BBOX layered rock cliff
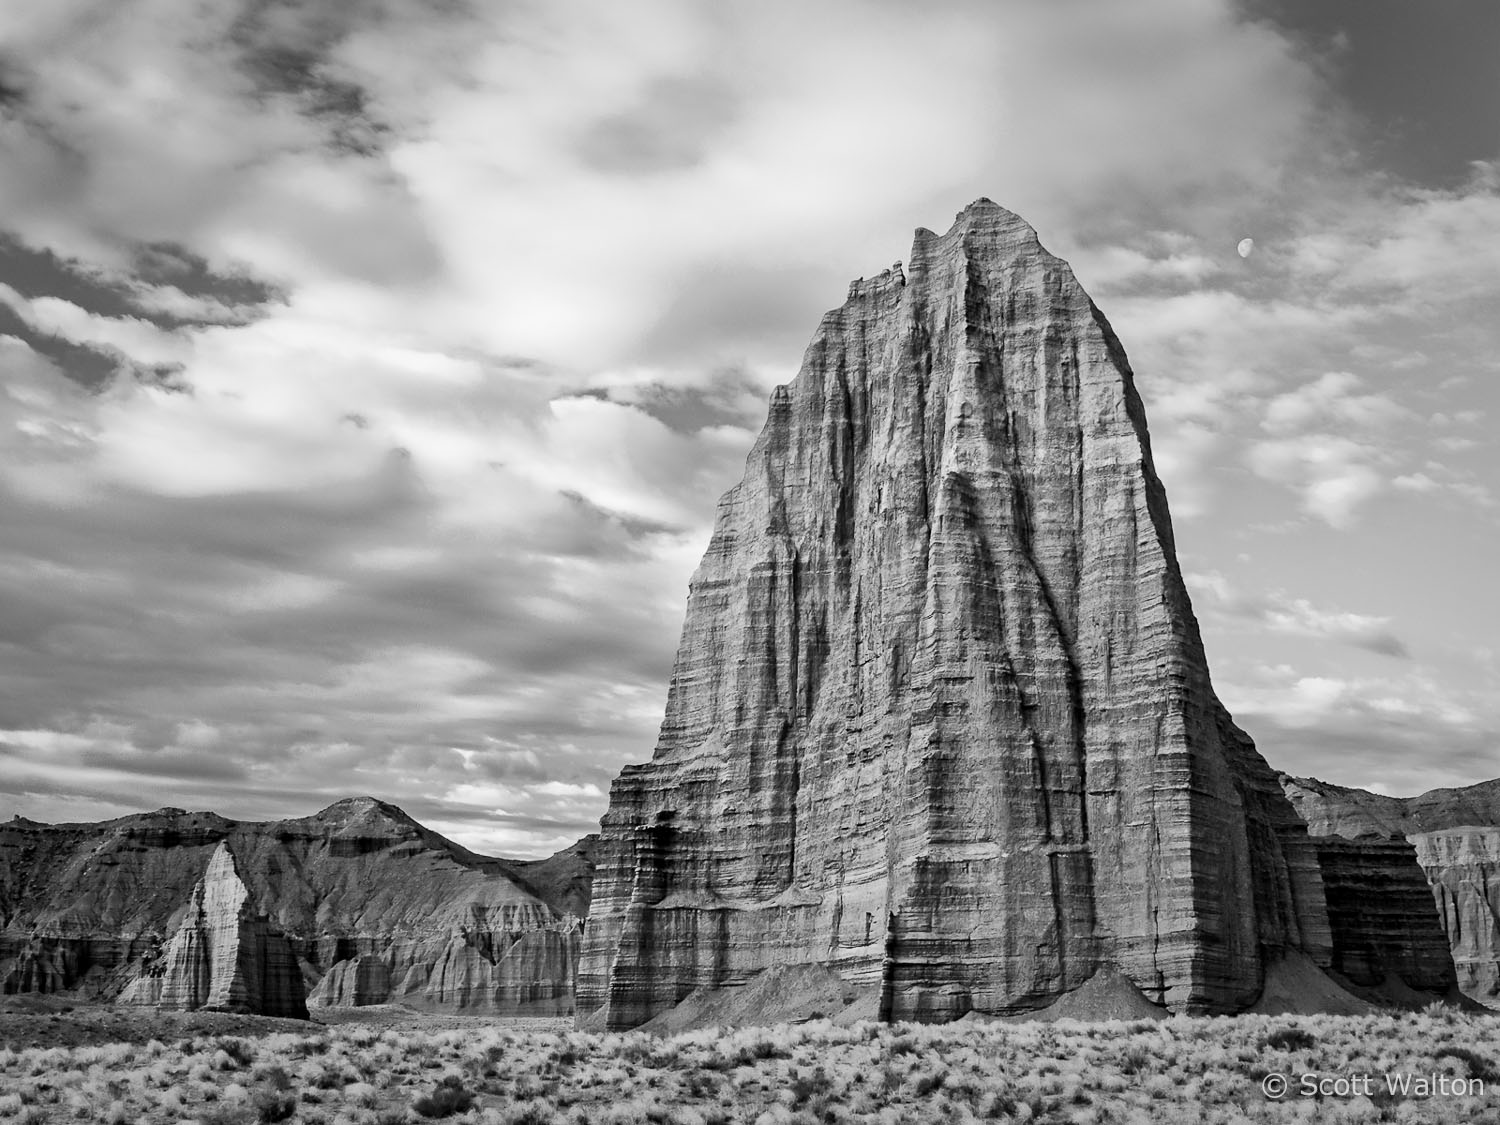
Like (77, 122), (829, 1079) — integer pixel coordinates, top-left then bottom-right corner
(579, 199), (1341, 1030)
(120, 842), (308, 1017)
(1309, 836), (1455, 996)
(1283, 775), (1500, 1006)
(1, 800), (590, 1015)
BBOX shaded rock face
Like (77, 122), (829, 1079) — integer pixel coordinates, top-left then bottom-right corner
(307, 955), (391, 1007)
(1311, 837), (1456, 994)
(579, 200), (1336, 1030)
(1, 799), (588, 1015)
(121, 843), (308, 1018)
(1283, 775), (1500, 1006)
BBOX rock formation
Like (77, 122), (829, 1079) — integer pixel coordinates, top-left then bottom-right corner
(120, 843), (308, 1018)
(1308, 836), (1455, 997)
(1, 799), (591, 1015)
(579, 199), (1344, 1030)
(1283, 775), (1500, 1006)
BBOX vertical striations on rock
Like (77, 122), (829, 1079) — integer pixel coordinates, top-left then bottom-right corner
(122, 842), (309, 1018)
(579, 199), (1337, 1030)
(1311, 836), (1456, 995)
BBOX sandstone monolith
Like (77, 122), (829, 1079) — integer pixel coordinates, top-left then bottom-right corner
(578, 200), (1338, 1030)
(121, 842), (308, 1018)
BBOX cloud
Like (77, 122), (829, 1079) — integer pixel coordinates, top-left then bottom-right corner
(1187, 572), (1410, 658)
(1245, 372), (1414, 527)
(1221, 663), (1496, 798)
(1, 0), (1497, 853)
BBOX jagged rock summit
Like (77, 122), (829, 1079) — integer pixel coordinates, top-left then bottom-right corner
(579, 199), (1344, 1030)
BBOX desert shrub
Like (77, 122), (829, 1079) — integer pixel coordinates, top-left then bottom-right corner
(719, 1038), (792, 1068)
(1120, 1043), (1153, 1075)
(912, 1068), (946, 1097)
(980, 1091), (1018, 1120)
(501, 1103), (558, 1125)
(314, 1065), (358, 1090)
(293, 1036), (333, 1058)
(791, 1067), (836, 1105)
(374, 1111), (411, 1125)
(198, 1104), (255, 1125)
(215, 1037), (257, 1068)
(885, 1035), (919, 1057)
(1263, 1027), (1318, 1052)
(412, 1075), (475, 1119)
(344, 1082), (380, 1108)
(252, 1088), (298, 1123)
(680, 1068), (719, 1099)
(514, 1075), (547, 1100)
(257, 1064), (293, 1091)
(1437, 1046), (1500, 1084)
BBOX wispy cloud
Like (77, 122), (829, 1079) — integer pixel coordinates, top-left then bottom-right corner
(1187, 572), (1410, 658)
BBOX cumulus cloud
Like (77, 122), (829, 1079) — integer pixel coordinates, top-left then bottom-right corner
(1245, 372), (1413, 527)
(1220, 663), (1497, 798)
(1, 0), (1497, 850)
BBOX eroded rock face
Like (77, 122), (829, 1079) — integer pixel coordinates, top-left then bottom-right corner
(579, 200), (1337, 1030)
(1311, 837), (1456, 995)
(1417, 830), (1500, 1004)
(1282, 775), (1500, 1005)
(1, 799), (588, 1015)
(122, 843), (308, 1017)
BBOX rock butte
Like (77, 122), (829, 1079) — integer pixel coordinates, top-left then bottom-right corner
(0, 798), (595, 1015)
(577, 199), (1453, 1030)
(1283, 774), (1500, 1007)
(118, 842), (308, 1018)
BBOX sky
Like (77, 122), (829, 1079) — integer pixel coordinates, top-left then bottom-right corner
(0, 0), (1496, 858)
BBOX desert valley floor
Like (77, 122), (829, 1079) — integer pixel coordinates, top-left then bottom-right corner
(2, 996), (1498, 1124)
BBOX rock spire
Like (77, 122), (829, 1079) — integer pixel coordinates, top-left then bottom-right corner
(578, 199), (1338, 1029)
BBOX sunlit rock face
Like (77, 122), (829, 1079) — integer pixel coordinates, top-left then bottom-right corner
(579, 200), (1338, 1030)
(1, 800), (589, 1015)
(1284, 774), (1500, 1005)
(120, 842), (308, 1018)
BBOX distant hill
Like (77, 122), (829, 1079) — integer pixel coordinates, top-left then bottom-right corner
(0, 797), (597, 1016)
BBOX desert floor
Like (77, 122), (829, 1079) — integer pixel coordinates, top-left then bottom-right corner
(1, 996), (1497, 1124)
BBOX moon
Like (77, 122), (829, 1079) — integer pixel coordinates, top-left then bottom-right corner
(1237, 237), (1255, 259)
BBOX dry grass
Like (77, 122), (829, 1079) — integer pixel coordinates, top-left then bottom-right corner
(0, 1006), (1496, 1123)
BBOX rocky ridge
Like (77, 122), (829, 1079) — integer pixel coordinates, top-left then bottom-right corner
(1282, 775), (1500, 1006)
(579, 199), (1356, 1031)
(0, 800), (593, 1015)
